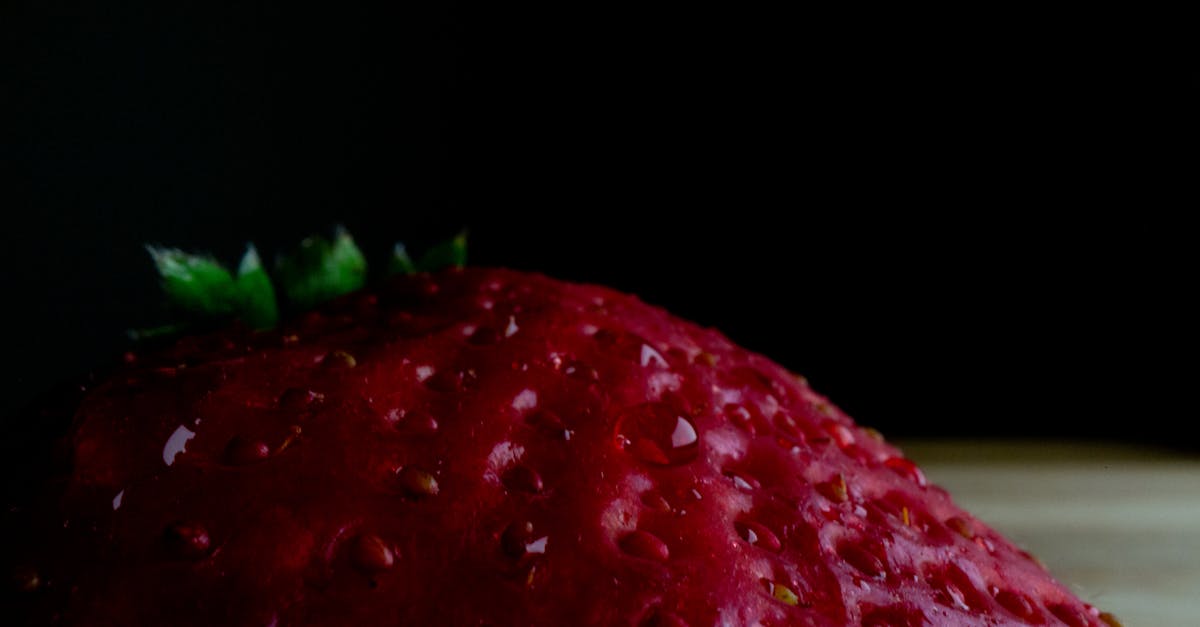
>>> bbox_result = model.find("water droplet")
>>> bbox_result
[760,578,800,606]
[928,564,987,612]
[837,540,886,578]
[414,365,435,382]
[619,530,669,562]
[162,425,196,466]
[426,368,476,393]
[940,586,970,611]
[502,465,544,494]
[671,418,697,448]
[396,466,439,497]
[501,521,535,558]
[163,521,211,559]
[769,411,802,440]
[223,436,271,465]
[823,422,856,448]
[278,387,324,411]
[640,344,668,368]
[112,489,125,511]
[512,389,538,412]
[995,589,1040,622]
[505,315,519,337]
[735,520,781,552]
[564,359,599,381]
[594,329,659,364]
[525,536,548,554]
[723,471,759,492]
[614,403,700,466]
[640,491,672,512]
[467,326,500,345]
[724,404,763,436]
[884,457,927,487]
[349,533,395,573]
[592,328,620,345]
[392,409,439,435]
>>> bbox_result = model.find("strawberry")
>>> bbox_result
[3,238,1113,625]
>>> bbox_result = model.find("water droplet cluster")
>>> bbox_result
[8,269,1109,626]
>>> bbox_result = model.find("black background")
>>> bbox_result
[2,4,1191,444]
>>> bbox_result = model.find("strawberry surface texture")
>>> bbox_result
[6,268,1109,626]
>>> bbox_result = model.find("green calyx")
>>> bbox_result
[388,230,467,275]
[140,228,466,337]
[237,245,280,329]
[146,244,280,330]
[275,227,368,311]
[415,230,468,273]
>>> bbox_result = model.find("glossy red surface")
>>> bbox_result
[7,269,1103,625]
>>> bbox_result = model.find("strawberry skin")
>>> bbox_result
[5,268,1107,625]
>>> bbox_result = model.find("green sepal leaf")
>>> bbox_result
[417,230,468,272]
[147,246,239,317]
[140,227,468,341]
[388,242,417,275]
[276,227,368,309]
[234,244,279,329]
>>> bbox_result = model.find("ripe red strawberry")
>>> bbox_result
[5,266,1113,626]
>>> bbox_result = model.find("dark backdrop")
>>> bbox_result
[2,4,1189,444]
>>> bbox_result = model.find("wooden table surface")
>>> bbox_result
[897,440,1200,627]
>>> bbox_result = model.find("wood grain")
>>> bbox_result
[899,440,1200,627]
